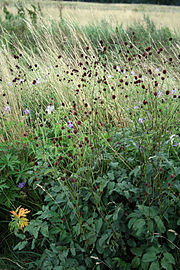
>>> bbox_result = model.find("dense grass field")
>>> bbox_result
[0,0,180,30]
[0,1,180,269]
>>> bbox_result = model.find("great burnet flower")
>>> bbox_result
[9,206,30,232]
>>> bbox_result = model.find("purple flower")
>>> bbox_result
[134,106,139,109]
[18,181,25,188]
[158,91,162,98]
[24,108,29,115]
[67,121,73,129]
[5,105,11,112]
[171,89,176,94]
[138,118,144,124]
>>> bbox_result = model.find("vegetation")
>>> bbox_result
[73,0,180,5]
[0,2,180,269]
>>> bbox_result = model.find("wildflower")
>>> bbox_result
[35,78,41,85]
[18,181,25,189]
[67,121,73,129]
[9,206,30,232]
[5,105,11,112]
[158,91,162,98]
[171,89,176,94]
[45,105,54,114]
[138,118,144,124]
[24,108,29,115]
[134,106,139,109]
[107,74,113,79]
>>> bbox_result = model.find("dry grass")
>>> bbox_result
[0,1,180,31]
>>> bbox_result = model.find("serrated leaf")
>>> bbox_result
[95,218,103,234]
[107,172,115,181]
[128,218,136,229]
[41,224,49,237]
[131,256,140,268]
[14,240,28,251]
[163,252,175,264]
[149,261,160,270]
[70,242,76,256]
[154,216,166,233]
[133,219,145,232]
[142,253,157,263]
[99,233,109,247]
[131,247,144,256]
[110,162,119,168]
[161,258,173,270]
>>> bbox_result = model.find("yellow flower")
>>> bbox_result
[10,206,30,231]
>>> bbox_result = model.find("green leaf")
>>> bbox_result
[73,223,80,236]
[95,218,103,234]
[131,247,144,256]
[131,256,140,268]
[108,181,115,190]
[142,252,157,263]
[163,252,175,265]
[132,219,145,235]
[167,231,176,243]
[177,218,180,226]
[70,242,76,256]
[154,216,166,233]
[149,262,160,270]
[110,162,119,168]
[50,227,61,234]
[96,239,104,254]
[161,258,173,270]
[99,233,109,247]
[128,218,136,229]
[41,223,49,237]
[31,238,36,250]
[107,172,115,181]
[14,240,28,251]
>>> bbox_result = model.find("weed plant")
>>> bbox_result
[0,2,180,270]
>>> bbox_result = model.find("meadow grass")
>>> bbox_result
[0,2,180,270]
[0,0,180,30]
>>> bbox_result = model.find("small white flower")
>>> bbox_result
[138,118,144,124]
[107,74,113,79]
[131,71,135,75]
[35,78,41,85]
[117,66,121,71]
[67,121,73,129]
[45,105,54,114]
